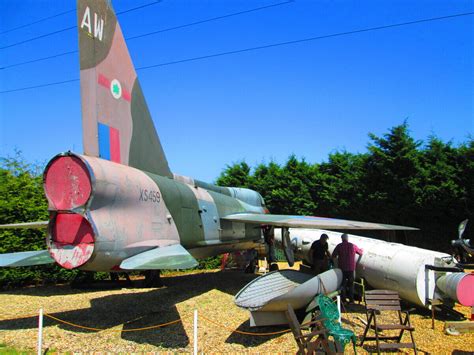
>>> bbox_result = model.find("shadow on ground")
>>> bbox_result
[225,319,287,347]
[0,271,258,348]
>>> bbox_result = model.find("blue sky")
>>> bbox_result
[0,0,473,182]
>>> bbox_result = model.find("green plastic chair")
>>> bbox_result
[315,294,357,353]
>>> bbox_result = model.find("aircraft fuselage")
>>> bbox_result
[44,152,265,271]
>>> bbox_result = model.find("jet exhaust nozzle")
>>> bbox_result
[42,152,181,271]
[44,154,92,210]
[44,154,95,269]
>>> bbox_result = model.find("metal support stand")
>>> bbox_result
[429,299,442,329]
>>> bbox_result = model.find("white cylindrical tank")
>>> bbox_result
[436,273,474,306]
[276,228,465,307]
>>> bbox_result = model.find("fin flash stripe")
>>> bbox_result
[98,122,121,163]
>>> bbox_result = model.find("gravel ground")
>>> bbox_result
[0,269,473,354]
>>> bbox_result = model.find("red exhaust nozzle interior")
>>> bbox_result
[44,154,95,269]
[49,213,95,269]
[44,155,92,210]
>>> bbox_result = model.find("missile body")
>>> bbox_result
[275,229,474,307]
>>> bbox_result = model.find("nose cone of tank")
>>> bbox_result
[457,273,474,306]
[437,272,474,306]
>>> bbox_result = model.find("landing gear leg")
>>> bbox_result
[244,249,258,273]
[245,259,257,273]
[70,271,95,288]
[124,273,132,286]
[144,270,163,287]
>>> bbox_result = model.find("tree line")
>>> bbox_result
[216,123,473,251]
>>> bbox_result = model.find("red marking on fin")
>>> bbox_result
[122,88,131,102]
[110,127,121,163]
[98,73,110,88]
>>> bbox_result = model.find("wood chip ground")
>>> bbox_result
[1,269,473,354]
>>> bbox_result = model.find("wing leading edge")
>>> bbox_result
[222,213,418,230]
[0,222,52,267]
[0,221,48,229]
[0,250,54,267]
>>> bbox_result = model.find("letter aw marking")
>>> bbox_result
[81,6,104,41]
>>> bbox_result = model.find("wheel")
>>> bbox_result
[144,270,163,287]
[269,263,279,272]
[245,260,257,273]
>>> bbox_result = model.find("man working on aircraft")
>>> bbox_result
[310,233,331,274]
[332,233,363,303]
[263,225,276,263]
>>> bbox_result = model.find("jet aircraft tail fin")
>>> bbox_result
[77,0,172,177]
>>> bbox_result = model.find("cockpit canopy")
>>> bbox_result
[226,187,265,208]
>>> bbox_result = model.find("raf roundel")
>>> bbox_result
[110,79,122,99]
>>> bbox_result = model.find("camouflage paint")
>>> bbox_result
[43,151,265,271]
[187,185,221,243]
[0,0,421,273]
[78,0,172,178]
[44,153,180,270]
[36,0,415,272]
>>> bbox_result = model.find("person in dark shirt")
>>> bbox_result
[332,233,363,303]
[263,225,276,263]
[310,233,331,274]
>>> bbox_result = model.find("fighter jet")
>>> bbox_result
[0,0,416,280]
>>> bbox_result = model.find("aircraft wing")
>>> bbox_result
[0,250,54,267]
[221,213,418,230]
[0,221,48,229]
[0,222,52,267]
[120,244,198,270]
